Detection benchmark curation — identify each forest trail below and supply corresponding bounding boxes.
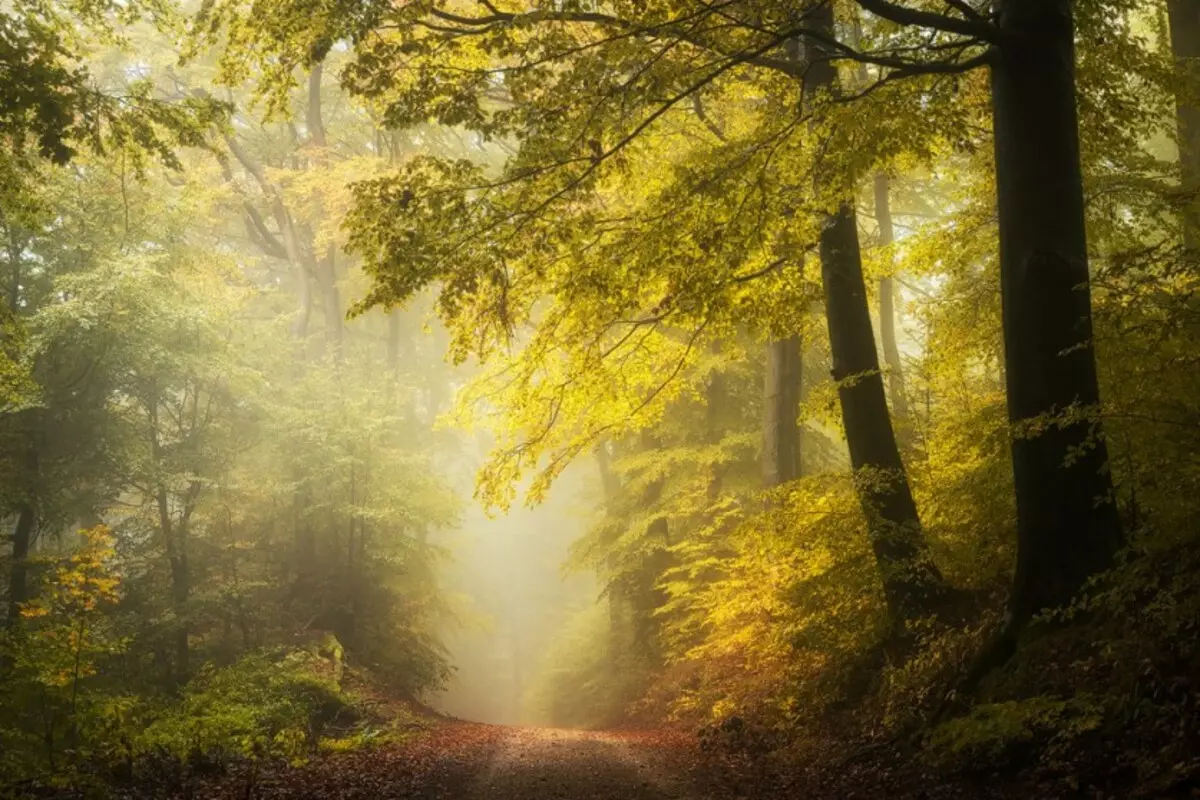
[204,723,732,800]
[460,726,714,799]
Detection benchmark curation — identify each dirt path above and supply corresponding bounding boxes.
[200,723,729,800]
[460,727,715,799]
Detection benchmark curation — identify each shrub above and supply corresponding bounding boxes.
[924,697,1103,774]
[136,648,357,769]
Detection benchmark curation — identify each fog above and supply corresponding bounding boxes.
[431,458,599,725]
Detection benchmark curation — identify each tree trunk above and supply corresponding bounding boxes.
[763,336,802,486]
[387,311,402,385]
[156,485,190,680]
[707,344,730,499]
[149,397,190,679]
[315,249,342,351]
[307,63,327,149]
[294,483,315,586]
[595,441,621,502]
[819,204,945,621]
[6,504,35,626]
[874,174,911,428]
[991,0,1121,624]
[806,4,944,624]
[633,433,670,657]
[304,65,343,352]
[1169,0,1200,251]
[594,443,626,655]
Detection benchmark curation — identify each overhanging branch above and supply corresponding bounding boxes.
[853,0,999,43]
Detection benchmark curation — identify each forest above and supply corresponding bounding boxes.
[2,0,1200,797]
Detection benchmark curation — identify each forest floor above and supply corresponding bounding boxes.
[181,719,1038,800]
[191,723,721,799]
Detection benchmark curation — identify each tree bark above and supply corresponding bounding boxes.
[763,335,802,486]
[806,4,944,624]
[874,174,911,428]
[1169,0,1200,251]
[991,0,1121,624]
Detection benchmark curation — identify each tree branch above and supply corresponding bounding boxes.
[854,0,998,43]
[942,0,989,23]
[691,94,728,142]
[243,205,288,259]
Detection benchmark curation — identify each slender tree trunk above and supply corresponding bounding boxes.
[762,35,806,492]
[307,63,327,149]
[632,433,670,657]
[304,65,344,352]
[149,398,190,679]
[387,312,402,379]
[4,233,34,629]
[7,433,39,627]
[874,174,911,428]
[7,504,35,625]
[155,485,190,680]
[991,0,1121,624]
[763,336,802,487]
[806,5,944,624]
[1169,0,1200,251]
[594,443,626,656]
[314,249,343,352]
[706,343,730,499]
[595,441,621,501]
[5,220,23,312]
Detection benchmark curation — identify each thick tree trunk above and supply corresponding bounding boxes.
[806,4,943,624]
[763,336,802,487]
[7,504,35,626]
[1169,0,1200,251]
[874,174,911,428]
[991,0,1121,624]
